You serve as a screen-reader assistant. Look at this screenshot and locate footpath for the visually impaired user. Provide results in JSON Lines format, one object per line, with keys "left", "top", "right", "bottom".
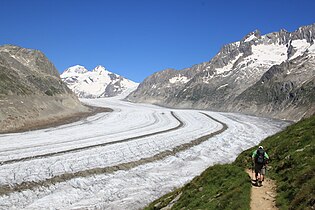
{"left": 246, "top": 169, "right": 278, "bottom": 210}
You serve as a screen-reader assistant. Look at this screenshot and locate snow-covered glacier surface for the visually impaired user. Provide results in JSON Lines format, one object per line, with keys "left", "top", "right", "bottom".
{"left": 0, "top": 98, "right": 289, "bottom": 209}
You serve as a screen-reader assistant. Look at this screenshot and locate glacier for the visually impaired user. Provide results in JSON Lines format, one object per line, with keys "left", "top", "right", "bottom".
{"left": 0, "top": 98, "right": 289, "bottom": 209}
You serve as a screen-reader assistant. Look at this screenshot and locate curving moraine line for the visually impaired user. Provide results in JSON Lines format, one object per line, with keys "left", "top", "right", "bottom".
{"left": 0, "top": 112, "right": 227, "bottom": 197}
{"left": 0, "top": 111, "right": 183, "bottom": 166}
{"left": 0, "top": 111, "right": 161, "bottom": 153}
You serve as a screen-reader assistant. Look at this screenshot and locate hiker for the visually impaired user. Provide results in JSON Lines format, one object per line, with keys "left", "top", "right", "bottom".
{"left": 252, "top": 146, "right": 269, "bottom": 186}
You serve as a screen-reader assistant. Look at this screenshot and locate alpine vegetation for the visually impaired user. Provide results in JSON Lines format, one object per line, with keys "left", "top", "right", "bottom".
{"left": 235, "top": 114, "right": 315, "bottom": 210}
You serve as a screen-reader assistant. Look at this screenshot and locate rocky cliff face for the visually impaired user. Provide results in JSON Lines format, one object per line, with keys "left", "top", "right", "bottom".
{"left": 127, "top": 23, "right": 315, "bottom": 121}
{"left": 231, "top": 53, "right": 315, "bottom": 120}
{"left": 0, "top": 45, "right": 72, "bottom": 96}
{"left": 0, "top": 45, "right": 90, "bottom": 133}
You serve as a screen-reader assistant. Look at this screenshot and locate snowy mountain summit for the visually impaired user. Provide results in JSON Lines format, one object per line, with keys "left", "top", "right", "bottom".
{"left": 61, "top": 65, "right": 139, "bottom": 98}
{"left": 127, "top": 23, "right": 315, "bottom": 121}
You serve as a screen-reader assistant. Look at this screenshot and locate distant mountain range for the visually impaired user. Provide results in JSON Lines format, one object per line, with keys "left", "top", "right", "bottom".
{"left": 126, "top": 23, "right": 315, "bottom": 121}
{"left": 61, "top": 65, "right": 139, "bottom": 98}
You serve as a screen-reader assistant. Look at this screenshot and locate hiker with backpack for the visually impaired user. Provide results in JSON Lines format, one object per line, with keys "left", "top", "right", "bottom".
{"left": 252, "top": 146, "right": 269, "bottom": 186}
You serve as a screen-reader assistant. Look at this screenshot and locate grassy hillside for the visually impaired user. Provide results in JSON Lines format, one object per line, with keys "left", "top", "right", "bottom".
{"left": 145, "top": 164, "right": 250, "bottom": 210}
{"left": 235, "top": 114, "right": 315, "bottom": 210}
{"left": 144, "top": 115, "right": 315, "bottom": 210}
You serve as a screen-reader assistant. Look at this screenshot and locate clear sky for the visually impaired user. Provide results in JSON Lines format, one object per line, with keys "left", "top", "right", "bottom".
{"left": 1, "top": 0, "right": 315, "bottom": 82}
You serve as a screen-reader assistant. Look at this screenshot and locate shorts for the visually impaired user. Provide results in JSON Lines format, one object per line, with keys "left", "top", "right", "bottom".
{"left": 254, "top": 163, "right": 264, "bottom": 175}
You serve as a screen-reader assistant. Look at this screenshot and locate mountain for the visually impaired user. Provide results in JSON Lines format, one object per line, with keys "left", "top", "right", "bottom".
{"left": 0, "top": 45, "right": 90, "bottom": 133}
{"left": 126, "top": 23, "right": 315, "bottom": 121}
{"left": 61, "top": 65, "right": 139, "bottom": 98}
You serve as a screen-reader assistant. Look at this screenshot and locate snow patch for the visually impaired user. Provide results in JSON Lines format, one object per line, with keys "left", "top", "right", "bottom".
{"left": 202, "top": 72, "right": 214, "bottom": 84}
{"left": 308, "top": 43, "right": 315, "bottom": 53}
{"left": 215, "top": 53, "right": 243, "bottom": 75}
{"left": 217, "top": 84, "right": 228, "bottom": 90}
{"left": 63, "top": 65, "right": 88, "bottom": 76}
{"left": 289, "top": 39, "right": 311, "bottom": 60}
{"left": 244, "top": 34, "right": 257, "bottom": 42}
{"left": 233, "top": 41, "right": 241, "bottom": 47}
{"left": 169, "top": 74, "right": 190, "bottom": 84}
{"left": 251, "top": 43, "right": 287, "bottom": 65}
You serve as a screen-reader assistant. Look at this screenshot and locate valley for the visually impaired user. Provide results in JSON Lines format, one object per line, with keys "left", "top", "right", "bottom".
{"left": 1, "top": 3, "right": 314, "bottom": 209}
{"left": 0, "top": 98, "right": 288, "bottom": 209}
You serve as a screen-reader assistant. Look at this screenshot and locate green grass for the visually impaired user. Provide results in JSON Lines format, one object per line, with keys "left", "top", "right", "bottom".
{"left": 144, "top": 164, "right": 251, "bottom": 210}
{"left": 235, "top": 114, "right": 315, "bottom": 210}
{"left": 144, "top": 115, "right": 315, "bottom": 210}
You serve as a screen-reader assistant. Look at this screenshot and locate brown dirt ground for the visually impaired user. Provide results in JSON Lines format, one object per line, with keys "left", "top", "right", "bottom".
{"left": 246, "top": 169, "right": 278, "bottom": 210}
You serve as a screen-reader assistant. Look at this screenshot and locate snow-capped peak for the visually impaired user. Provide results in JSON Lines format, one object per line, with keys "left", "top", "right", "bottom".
{"left": 92, "top": 65, "right": 109, "bottom": 74}
{"left": 64, "top": 65, "right": 88, "bottom": 75}
{"left": 61, "top": 65, "right": 139, "bottom": 98}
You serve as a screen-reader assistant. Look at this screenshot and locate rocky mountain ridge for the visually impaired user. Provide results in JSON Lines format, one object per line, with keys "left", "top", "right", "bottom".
{"left": 61, "top": 65, "right": 139, "bottom": 98}
{"left": 0, "top": 45, "right": 91, "bottom": 133}
{"left": 127, "top": 23, "right": 315, "bottom": 121}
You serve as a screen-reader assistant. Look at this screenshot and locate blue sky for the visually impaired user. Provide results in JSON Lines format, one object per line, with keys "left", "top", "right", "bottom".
{"left": 1, "top": 0, "right": 315, "bottom": 82}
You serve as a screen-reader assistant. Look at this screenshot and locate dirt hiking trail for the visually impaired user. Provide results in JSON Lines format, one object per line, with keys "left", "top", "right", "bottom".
{"left": 246, "top": 169, "right": 278, "bottom": 210}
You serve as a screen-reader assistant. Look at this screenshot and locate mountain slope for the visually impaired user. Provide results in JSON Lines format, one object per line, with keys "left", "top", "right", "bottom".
{"left": 61, "top": 65, "right": 139, "bottom": 98}
{"left": 127, "top": 23, "right": 315, "bottom": 121}
{"left": 231, "top": 52, "right": 315, "bottom": 120}
{"left": 145, "top": 164, "right": 251, "bottom": 210}
{"left": 0, "top": 45, "right": 69, "bottom": 96}
{"left": 0, "top": 45, "right": 91, "bottom": 133}
{"left": 235, "top": 114, "right": 315, "bottom": 210}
